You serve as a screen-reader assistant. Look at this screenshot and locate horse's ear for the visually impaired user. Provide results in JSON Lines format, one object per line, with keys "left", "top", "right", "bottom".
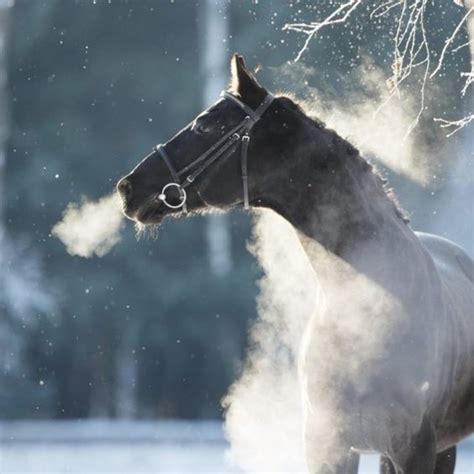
{"left": 230, "top": 53, "right": 266, "bottom": 105}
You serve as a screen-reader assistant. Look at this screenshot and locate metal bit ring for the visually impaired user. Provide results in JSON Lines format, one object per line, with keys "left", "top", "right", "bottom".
{"left": 158, "top": 182, "right": 187, "bottom": 209}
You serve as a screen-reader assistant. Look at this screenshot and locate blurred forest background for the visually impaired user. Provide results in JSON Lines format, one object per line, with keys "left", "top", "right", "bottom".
{"left": 1, "top": 0, "right": 472, "bottom": 421}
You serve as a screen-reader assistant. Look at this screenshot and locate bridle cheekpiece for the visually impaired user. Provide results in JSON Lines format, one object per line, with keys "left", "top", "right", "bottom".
{"left": 152, "top": 90, "right": 274, "bottom": 213}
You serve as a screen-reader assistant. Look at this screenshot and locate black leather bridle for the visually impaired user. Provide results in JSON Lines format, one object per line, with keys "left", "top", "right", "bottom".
{"left": 152, "top": 91, "right": 274, "bottom": 213}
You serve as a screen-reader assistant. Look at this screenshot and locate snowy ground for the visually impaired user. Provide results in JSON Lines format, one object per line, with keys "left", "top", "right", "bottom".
{"left": 0, "top": 420, "right": 472, "bottom": 473}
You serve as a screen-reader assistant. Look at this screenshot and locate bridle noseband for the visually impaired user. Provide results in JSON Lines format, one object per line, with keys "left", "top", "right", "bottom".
{"left": 152, "top": 91, "right": 274, "bottom": 213}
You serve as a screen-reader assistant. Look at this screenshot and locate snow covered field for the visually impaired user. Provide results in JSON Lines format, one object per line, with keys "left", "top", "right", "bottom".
{"left": 0, "top": 420, "right": 472, "bottom": 473}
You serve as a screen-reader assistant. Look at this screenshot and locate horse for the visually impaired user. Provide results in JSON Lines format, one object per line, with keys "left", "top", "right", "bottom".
{"left": 117, "top": 54, "right": 474, "bottom": 474}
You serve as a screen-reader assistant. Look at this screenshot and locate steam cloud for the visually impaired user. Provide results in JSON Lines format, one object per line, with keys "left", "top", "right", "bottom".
{"left": 319, "top": 64, "right": 433, "bottom": 185}
{"left": 274, "top": 60, "right": 441, "bottom": 185}
{"left": 52, "top": 193, "right": 124, "bottom": 258}
{"left": 224, "top": 210, "right": 314, "bottom": 472}
{"left": 223, "top": 213, "right": 403, "bottom": 470}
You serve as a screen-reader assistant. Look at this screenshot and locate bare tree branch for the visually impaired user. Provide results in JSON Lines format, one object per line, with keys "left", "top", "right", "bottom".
{"left": 434, "top": 114, "right": 474, "bottom": 136}
{"left": 461, "top": 70, "right": 473, "bottom": 94}
{"left": 452, "top": 39, "right": 472, "bottom": 52}
{"left": 371, "top": 0, "right": 404, "bottom": 20}
{"left": 283, "top": 0, "right": 363, "bottom": 62}
{"left": 430, "top": 7, "right": 473, "bottom": 78}
{"left": 283, "top": 0, "right": 473, "bottom": 137}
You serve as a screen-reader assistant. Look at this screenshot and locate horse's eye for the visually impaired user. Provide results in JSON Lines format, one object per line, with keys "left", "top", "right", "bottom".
{"left": 193, "top": 121, "right": 211, "bottom": 135}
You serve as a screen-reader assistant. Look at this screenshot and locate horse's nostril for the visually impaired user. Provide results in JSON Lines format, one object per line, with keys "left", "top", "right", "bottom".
{"left": 117, "top": 178, "right": 132, "bottom": 199}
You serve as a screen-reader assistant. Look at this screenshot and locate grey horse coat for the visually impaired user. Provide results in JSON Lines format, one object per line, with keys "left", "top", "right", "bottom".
{"left": 416, "top": 233, "right": 474, "bottom": 450}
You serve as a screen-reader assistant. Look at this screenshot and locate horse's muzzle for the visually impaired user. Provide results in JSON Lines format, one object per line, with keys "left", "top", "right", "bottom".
{"left": 116, "top": 176, "right": 140, "bottom": 220}
{"left": 117, "top": 177, "right": 132, "bottom": 201}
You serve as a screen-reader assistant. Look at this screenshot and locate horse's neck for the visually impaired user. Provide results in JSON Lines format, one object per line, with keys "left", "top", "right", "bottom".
{"left": 269, "top": 153, "right": 427, "bottom": 301}
{"left": 296, "top": 227, "right": 420, "bottom": 305}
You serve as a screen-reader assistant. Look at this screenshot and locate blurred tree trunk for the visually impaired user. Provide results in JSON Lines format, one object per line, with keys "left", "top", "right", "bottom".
{"left": 89, "top": 318, "right": 118, "bottom": 418}
{"left": 0, "top": 0, "right": 14, "bottom": 375}
{"left": 465, "top": 1, "right": 473, "bottom": 78}
{"left": 114, "top": 321, "right": 138, "bottom": 418}
{"left": 200, "top": 0, "right": 232, "bottom": 276}
{"left": 0, "top": 0, "right": 12, "bottom": 243}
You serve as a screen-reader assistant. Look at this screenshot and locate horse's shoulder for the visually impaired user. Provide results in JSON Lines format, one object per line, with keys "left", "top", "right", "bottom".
{"left": 415, "top": 231, "right": 474, "bottom": 283}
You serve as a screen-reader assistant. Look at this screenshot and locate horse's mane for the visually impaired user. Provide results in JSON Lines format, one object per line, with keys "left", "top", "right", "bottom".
{"left": 279, "top": 93, "right": 409, "bottom": 224}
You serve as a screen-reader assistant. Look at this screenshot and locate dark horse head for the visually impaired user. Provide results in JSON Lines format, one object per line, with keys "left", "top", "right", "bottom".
{"left": 117, "top": 53, "right": 321, "bottom": 226}
{"left": 117, "top": 53, "right": 403, "bottom": 251}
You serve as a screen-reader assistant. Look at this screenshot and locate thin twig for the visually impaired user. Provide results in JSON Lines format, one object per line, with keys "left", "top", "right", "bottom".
{"left": 461, "top": 70, "right": 473, "bottom": 95}
{"left": 284, "top": 0, "right": 363, "bottom": 62}
{"left": 371, "top": 0, "right": 403, "bottom": 19}
{"left": 434, "top": 114, "right": 474, "bottom": 137}
{"left": 430, "top": 7, "right": 473, "bottom": 79}
{"left": 452, "top": 39, "right": 472, "bottom": 53}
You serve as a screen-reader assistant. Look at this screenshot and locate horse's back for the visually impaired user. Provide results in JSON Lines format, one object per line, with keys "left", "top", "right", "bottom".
{"left": 416, "top": 231, "right": 473, "bottom": 285}
{"left": 416, "top": 231, "right": 473, "bottom": 341}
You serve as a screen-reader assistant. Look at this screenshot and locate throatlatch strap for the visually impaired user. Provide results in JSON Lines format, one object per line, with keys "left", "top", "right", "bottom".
{"left": 254, "top": 92, "right": 274, "bottom": 118}
{"left": 228, "top": 91, "right": 274, "bottom": 209}
{"left": 241, "top": 135, "right": 251, "bottom": 209}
